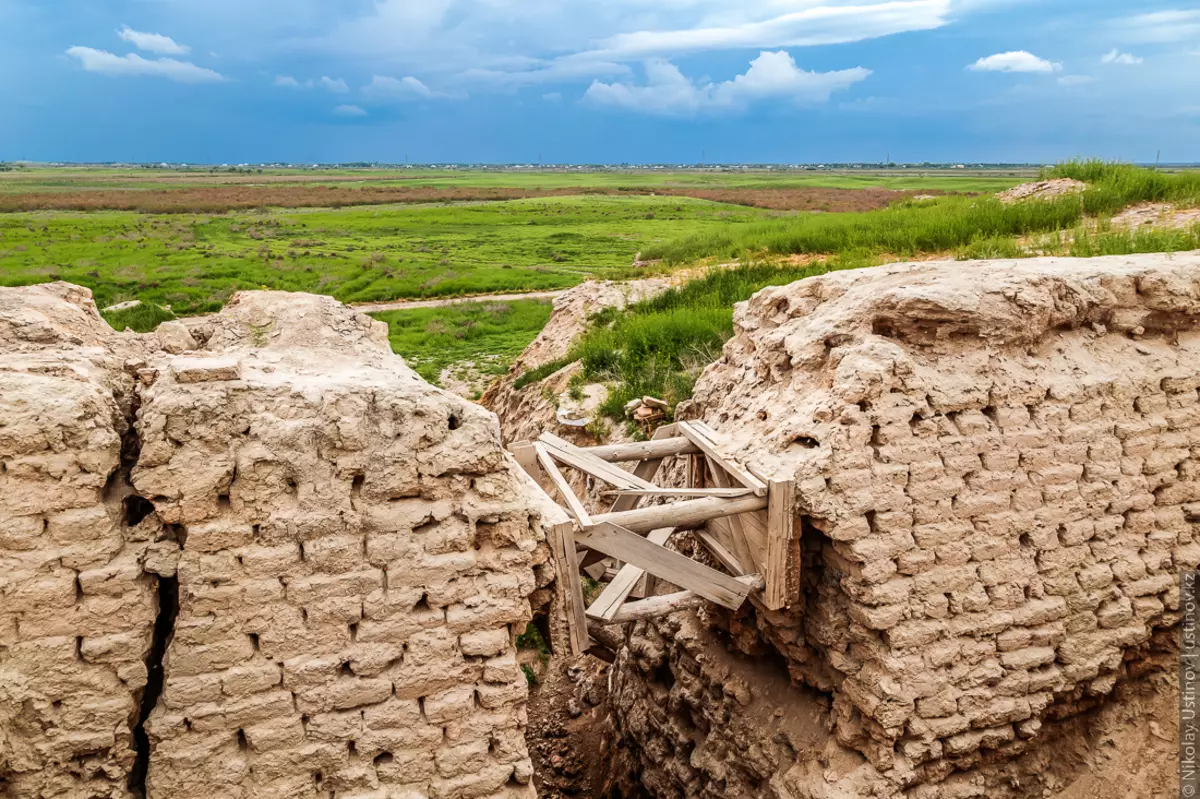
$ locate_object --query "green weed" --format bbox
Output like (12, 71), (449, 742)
(101, 302), (176, 332)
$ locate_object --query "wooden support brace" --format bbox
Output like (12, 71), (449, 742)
(533, 443), (592, 525)
(677, 421), (767, 496)
(602, 487), (754, 499)
(596, 575), (765, 624)
(575, 522), (752, 610)
(585, 435), (698, 463)
(589, 494), (768, 535)
(703, 456), (762, 574)
(547, 520), (590, 655)
(538, 432), (658, 491)
(586, 527), (674, 621)
(764, 478), (796, 611)
(695, 529), (747, 576)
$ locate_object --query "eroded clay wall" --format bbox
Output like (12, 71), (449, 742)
(615, 253), (1200, 796)
(0, 284), (165, 798)
(1, 285), (547, 799)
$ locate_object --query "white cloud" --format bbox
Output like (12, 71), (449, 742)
(583, 50), (870, 116)
(66, 47), (225, 83)
(968, 51), (1061, 73)
(277, 75), (350, 91)
(588, 0), (949, 60)
(542, 92), (562, 102)
(312, 0), (951, 90)
(1118, 10), (1200, 44)
(362, 75), (456, 100)
(333, 104), (367, 116)
(1101, 49), (1142, 65)
(116, 25), (190, 56)
(1057, 74), (1094, 86)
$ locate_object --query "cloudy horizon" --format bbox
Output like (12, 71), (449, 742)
(1, 0), (1197, 163)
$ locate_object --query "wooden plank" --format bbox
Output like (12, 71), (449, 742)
(586, 527), (674, 621)
(533, 443), (592, 525)
(589, 494), (768, 535)
(765, 478), (795, 611)
(677, 422), (767, 496)
(574, 523), (752, 610)
(608, 424), (677, 515)
(539, 432), (658, 491)
(509, 441), (542, 480)
(695, 529), (747, 576)
(548, 520), (590, 655)
(602, 487), (754, 499)
(596, 575), (766, 624)
(585, 436), (698, 463)
(704, 457), (761, 574)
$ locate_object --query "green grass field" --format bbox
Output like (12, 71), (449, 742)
(5, 161), (1193, 398)
(0, 195), (769, 313)
(0, 165), (1028, 194)
(372, 299), (553, 387)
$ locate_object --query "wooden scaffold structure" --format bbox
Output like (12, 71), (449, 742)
(510, 420), (797, 657)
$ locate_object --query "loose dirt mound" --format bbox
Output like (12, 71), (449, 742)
(998, 178), (1086, 203)
(1112, 202), (1200, 230)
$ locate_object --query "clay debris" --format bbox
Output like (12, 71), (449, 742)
(997, 178), (1086, 204)
(1, 283), (546, 799)
(652, 252), (1200, 794)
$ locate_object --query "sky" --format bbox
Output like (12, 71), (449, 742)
(1, 0), (1199, 164)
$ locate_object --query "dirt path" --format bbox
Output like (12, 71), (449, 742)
(352, 290), (565, 314)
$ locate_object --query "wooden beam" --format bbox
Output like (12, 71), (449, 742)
(547, 520), (590, 655)
(602, 487), (754, 499)
(585, 436), (699, 463)
(677, 421), (767, 496)
(574, 523), (752, 610)
(764, 478), (796, 611)
(509, 441), (541, 480)
(596, 575), (766, 624)
(586, 527), (674, 621)
(695, 529), (747, 576)
(607, 424), (677, 515)
(588, 494), (768, 535)
(533, 443), (592, 525)
(539, 432), (658, 491)
(703, 457), (761, 574)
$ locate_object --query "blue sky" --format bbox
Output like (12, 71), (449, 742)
(2, 0), (1198, 163)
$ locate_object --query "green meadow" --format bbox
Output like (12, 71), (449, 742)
(0, 195), (769, 314)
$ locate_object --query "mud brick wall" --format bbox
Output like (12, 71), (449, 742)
(679, 254), (1200, 788)
(0, 283), (166, 798)
(1, 285), (545, 799)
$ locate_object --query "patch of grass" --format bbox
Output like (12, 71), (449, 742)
(644, 195), (1085, 264)
(101, 301), (176, 332)
(955, 234), (1029, 261)
(1044, 160), (1200, 214)
(521, 664), (538, 685)
(519, 254), (874, 420)
(372, 299), (553, 385)
(1068, 223), (1200, 257)
(516, 622), (550, 656)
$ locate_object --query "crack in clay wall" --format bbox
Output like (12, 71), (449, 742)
(1, 283), (552, 799)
